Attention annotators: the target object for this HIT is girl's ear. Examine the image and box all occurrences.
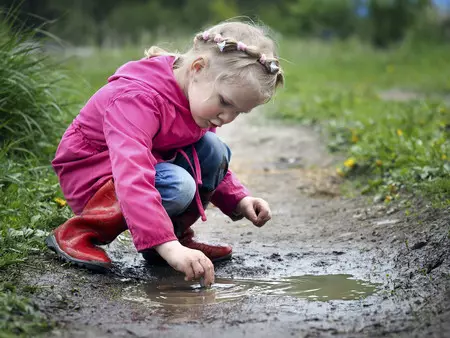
[191,57,208,73]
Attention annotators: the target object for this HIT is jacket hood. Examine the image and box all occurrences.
[108,55,191,115]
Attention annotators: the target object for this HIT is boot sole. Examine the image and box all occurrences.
[45,234,111,272]
[211,252,232,263]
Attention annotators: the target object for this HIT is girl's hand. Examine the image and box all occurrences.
[235,196,272,227]
[155,241,215,287]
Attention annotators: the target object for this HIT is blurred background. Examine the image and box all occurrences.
[0,0,449,47]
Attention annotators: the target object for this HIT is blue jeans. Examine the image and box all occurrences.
[155,132,230,217]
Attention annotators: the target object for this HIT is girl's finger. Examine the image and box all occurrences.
[256,208,268,220]
[200,257,215,286]
[256,203,271,225]
[191,260,205,280]
[184,264,195,281]
[246,206,258,223]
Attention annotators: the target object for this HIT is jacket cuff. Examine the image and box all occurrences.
[135,235,178,252]
[212,189,249,219]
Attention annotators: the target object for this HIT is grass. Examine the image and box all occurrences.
[0,16,71,156]
[0,12,73,337]
[272,38,450,205]
[0,103,70,337]
[0,283,54,338]
[0,157,71,269]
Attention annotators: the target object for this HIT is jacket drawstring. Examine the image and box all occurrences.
[177,146,207,222]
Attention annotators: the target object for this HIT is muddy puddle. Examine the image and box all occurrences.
[122,274,380,309]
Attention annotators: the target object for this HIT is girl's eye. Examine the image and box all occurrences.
[219,96,231,107]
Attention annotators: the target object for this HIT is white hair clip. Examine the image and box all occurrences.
[217,41,226,52]
[270,61,279,74]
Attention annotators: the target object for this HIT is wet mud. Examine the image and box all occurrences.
[27,111,449,337]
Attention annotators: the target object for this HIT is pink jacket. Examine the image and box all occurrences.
[52,55,249,251]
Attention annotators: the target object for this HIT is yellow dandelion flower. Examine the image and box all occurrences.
[376,159,383,167]
[344,158,356,168]
[54,197,67,207]
[336,168,345,177]
[396,129,403,137]
[442,154,448,160]
[389,184,398,193]
[385,195,392,202]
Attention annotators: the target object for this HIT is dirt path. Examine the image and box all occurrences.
[30,111,449,337]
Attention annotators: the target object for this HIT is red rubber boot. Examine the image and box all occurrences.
[142,190,232,263]
[45,180,127,271]
[179,227,232,262]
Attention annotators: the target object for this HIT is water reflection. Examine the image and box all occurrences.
[123,274,380,308]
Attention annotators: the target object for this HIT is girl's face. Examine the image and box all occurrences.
[187,58,264,129]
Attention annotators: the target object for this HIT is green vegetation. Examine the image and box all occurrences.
[0,14,71,338]
[0,15,69,154]
[2,0,449,47]
[0,12,71,266]
[273,39,450,205]
[0,283,53,338]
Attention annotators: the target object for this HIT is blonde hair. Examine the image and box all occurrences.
[145,21,284,102]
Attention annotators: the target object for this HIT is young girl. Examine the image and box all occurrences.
[46,21,284,287]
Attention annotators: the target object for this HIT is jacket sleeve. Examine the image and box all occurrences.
[210,169,250,219]
[103,92,177,252]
